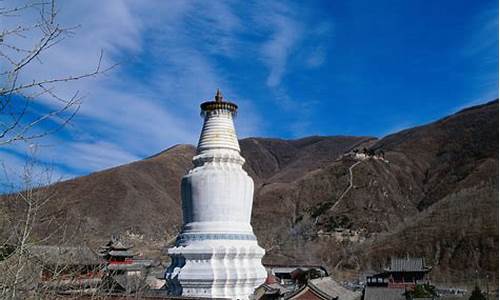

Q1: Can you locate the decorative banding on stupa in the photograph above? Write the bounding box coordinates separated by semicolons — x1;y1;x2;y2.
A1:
165;89;266;299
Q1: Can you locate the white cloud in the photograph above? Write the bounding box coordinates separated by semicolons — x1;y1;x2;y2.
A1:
306;47;326;68
64;141;141;171
0;146;77;192
260;13;302;87
0;0;331;183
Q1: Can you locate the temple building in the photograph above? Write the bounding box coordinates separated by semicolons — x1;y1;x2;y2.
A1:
98;237;135;265
98;237;153;293
165;90;267;299
363;257;433;300
365;257;431;288
28;245;103;295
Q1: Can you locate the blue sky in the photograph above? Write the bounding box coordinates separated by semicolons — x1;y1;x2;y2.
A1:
0;0;498;186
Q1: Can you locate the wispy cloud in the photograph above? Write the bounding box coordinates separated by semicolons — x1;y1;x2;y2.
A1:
260;12;302;87
2;0;493;190
306;47;327;68
1;0;334;185
455;2;498;111
0;145;75;192
460;4;498;59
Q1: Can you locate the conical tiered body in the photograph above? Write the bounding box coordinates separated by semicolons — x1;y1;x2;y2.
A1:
166;93;266;299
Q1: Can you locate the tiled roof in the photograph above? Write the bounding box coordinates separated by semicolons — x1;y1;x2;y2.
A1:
309;277;360;300
108;263;148;271
265;264;330;276
284;277;360;300
101;236;133;250
108;250;135;257
389;257;427;272
107;239;132;250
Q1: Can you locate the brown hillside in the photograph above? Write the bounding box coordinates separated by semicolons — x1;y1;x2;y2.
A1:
1;100;498;284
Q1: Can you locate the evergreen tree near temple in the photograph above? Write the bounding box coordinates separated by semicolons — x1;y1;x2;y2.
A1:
469;286;487;300
404;283;437;299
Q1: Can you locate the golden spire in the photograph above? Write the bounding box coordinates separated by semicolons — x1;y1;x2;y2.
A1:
200;88;238;116
215;88;223;102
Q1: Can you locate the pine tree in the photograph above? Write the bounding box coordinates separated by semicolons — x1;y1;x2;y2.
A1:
469;286;487;300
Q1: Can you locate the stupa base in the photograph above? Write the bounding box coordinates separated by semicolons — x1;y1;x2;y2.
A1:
166;239;266;300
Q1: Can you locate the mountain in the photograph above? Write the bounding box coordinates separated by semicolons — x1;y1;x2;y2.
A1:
1;100;498;284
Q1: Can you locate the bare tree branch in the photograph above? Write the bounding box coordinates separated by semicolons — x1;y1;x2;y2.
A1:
0;0;116;146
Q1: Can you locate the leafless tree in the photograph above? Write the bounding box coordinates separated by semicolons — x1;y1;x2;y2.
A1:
0;1;128;299
0;149;155;299
0;0;114;146
0;149;122;299
0;148;76;299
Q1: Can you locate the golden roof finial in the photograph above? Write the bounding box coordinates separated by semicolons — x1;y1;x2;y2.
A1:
200;89;238;115
215;88;223;102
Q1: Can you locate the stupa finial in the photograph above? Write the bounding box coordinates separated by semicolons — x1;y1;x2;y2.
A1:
200;88;238;115
215;88;223;102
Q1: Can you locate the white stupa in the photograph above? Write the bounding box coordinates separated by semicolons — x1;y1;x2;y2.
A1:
165;90;267;299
